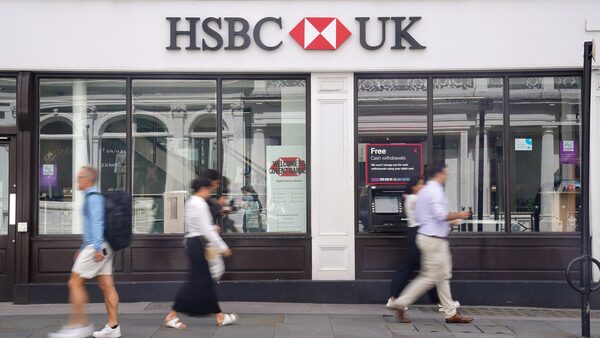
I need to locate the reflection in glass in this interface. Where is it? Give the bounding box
[222,79,307,233]
[356,78,428,233]
[509,76,581,232]
[0,145,8,235]
[38,79,126,234]
[132,80,217,234]
[0,77,15,234]
[433,78,504,232]
[0,78,17,126]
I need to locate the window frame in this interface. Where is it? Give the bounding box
[354,69,583,236]
[33,72,311,239]
[0,74,18,135]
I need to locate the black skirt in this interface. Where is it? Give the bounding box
[172,237,222,316]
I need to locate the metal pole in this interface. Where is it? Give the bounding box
[580,40,593,338]
[477,107,485,232]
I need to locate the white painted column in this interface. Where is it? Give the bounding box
[590,69,600,280]
[250,126,265,196]
[181,137,192,189]
[91,138,100,183]
[459,130,469,211]
[311,73,355,280]
[71,81,87,235]
[165,117,186,192]
[483,130,491,216]
[539,127,556,232]
[164,137,180,191]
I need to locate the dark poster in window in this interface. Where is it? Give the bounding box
[100,139,127,192]
[365,144,422,185]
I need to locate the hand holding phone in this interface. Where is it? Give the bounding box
[94,251,105,262]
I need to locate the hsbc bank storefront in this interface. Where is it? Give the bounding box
[0,0,600,306]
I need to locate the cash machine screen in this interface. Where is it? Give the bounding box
[374,195,400,214]
[369,186,406,232]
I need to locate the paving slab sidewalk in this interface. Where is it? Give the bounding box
[1,302,600,338]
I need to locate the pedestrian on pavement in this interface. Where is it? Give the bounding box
[389,163,473,324]
[163,175,238,329]
[49,166,121,338]
[387,177,441,308]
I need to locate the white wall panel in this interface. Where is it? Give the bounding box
[311,73,354,280]
[319,246,348,271]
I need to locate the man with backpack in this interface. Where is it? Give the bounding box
[49,166,122,338]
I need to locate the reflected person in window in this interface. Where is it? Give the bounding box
[201,169,227,233]
[219,177,239,233]
[241,185,263,232]
[358,188,369,232]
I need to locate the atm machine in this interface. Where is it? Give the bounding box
[368,185,407,232]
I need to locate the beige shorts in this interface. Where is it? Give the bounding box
[72,243,114,279]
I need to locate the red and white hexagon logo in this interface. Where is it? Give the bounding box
[270,157,307,177]
[289,17,352,50]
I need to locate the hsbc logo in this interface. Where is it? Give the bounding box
[167,16,425,52]
[289,18,351,50]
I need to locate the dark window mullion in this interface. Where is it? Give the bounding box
[126,77,133,195]
[503,75,511,233]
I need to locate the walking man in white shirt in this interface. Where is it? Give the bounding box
[390,163,473,324]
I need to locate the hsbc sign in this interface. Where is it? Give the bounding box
[289,18,351,50]
[166,16,425,51]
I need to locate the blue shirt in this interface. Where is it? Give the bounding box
[82,186,105,252]
[415,180,450,237]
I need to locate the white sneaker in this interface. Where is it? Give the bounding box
[386,297,408,310]
[92,324,121,338]
[438,300,461,312]
[48,324,94,338]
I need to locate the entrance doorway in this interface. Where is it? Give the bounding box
[0,137,16,300]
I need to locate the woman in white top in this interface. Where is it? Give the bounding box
[163,176,238,329]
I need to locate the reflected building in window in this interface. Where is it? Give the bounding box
[356,75,581,233]
[38,79,127,235]
[433,77,505,232]
[509,76,581,232]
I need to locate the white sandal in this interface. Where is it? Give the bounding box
[164,317,187,329]
[217,313,239,327]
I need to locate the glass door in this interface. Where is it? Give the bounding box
[0,138,16,300]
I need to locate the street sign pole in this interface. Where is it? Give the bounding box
[566,40,598,338]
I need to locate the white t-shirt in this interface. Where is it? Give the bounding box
[404,194,419,228]
[184,195,229,251]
